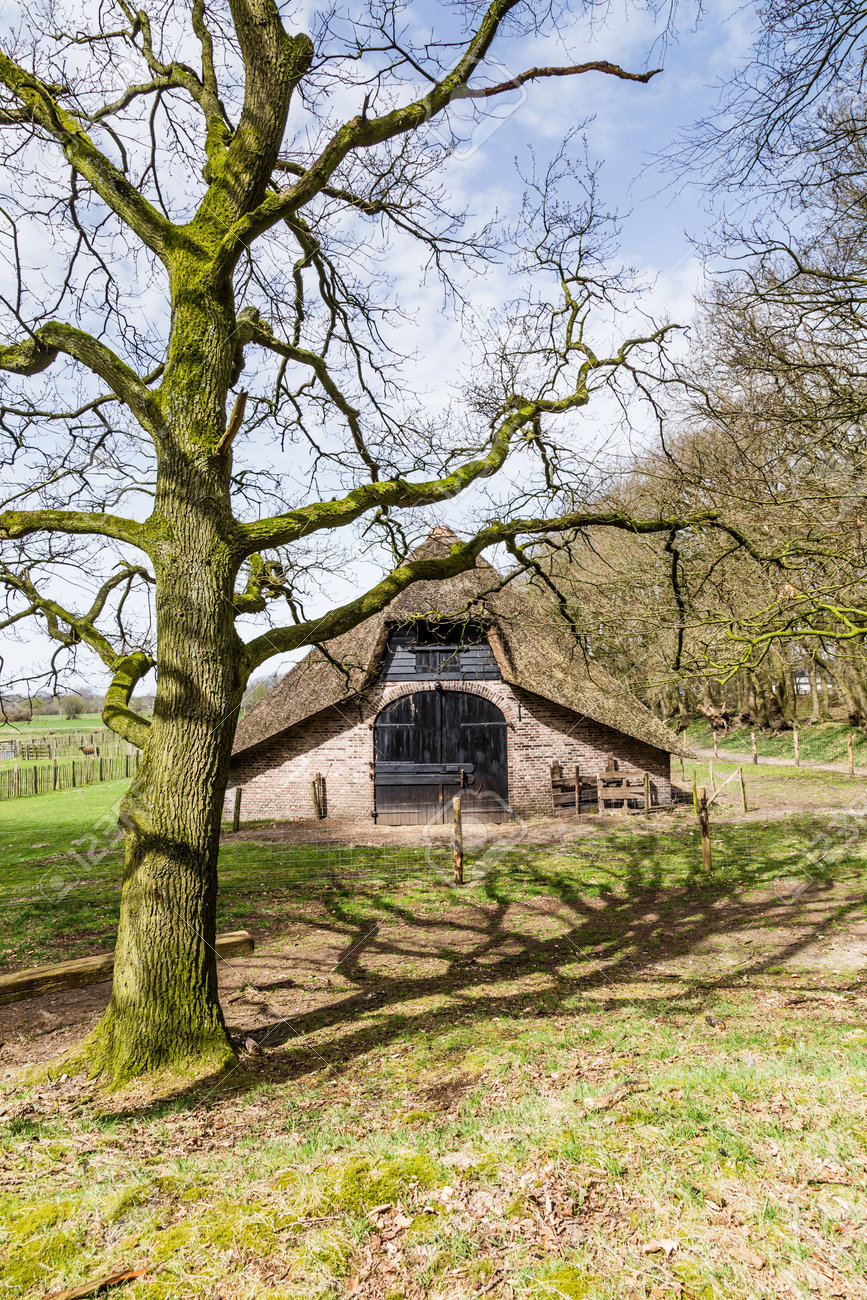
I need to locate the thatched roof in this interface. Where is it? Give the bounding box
[234,528,692,758]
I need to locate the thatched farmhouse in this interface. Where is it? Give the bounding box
[228,529,688,825]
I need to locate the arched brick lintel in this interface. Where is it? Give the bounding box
[369,678,520,729]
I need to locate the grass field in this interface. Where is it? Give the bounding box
[685,718,867,766]
[0,713,106,733]
[1,770,865,1299]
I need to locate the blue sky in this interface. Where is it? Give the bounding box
[426,0,753,336]
[0,0,757,693]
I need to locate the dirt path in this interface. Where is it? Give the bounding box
[695,745,867,775]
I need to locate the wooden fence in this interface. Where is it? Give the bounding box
[0,727,130,762]
[0,751,141,801]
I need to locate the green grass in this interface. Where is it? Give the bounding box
[0,779,130,870]
[0,781,129,968]
[2,777,866,1298]
[2,774,866,971]
[0,713,106,733]
[2,870,866,1298]
[685,717,867,765]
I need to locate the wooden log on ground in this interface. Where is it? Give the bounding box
[0,930,254,1006]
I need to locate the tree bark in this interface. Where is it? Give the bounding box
[834,661,866,728]
[807,654,822,725]
[73,491,244,1080]
[753,672,772,729]
[66,281,247,1082]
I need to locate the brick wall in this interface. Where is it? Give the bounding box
[227,679,672,822]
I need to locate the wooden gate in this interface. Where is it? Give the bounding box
[374,690,509,825]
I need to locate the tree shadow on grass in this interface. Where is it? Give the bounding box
[94,818,866,1119]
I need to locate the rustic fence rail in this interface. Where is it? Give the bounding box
[0,727,132,763]
[0,751,140,801]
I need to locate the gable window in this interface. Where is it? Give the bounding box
[379,619,500,682]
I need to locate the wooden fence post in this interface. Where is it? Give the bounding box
[232,786,242,832]
[793,728,800,766]
[644,770,650,817]
[739,767,748,814]
[697,786,712,872]
[33,764,38,795]
[453,794,464,885]
[848,732,855,777]
[692,768,698,815]
[53,758,58,790]
[575,764,580,814]
[751,731,758,765]
[12,765,18,798]
[713,730,719,759]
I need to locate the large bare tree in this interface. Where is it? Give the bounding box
[0,0,717,1083]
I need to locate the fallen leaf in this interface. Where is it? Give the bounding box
[642,1239,678,1257]
[474,1270,504,1296]
[41,1267,150,1300]
[691,1182,728,1210]
[442,1151,480,1170]
[728,1244,766,1270]
[582,1079,648,1112]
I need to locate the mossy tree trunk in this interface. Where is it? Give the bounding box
[75,243,251,1080]
[807,656,822,725]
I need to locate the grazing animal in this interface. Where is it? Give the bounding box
[79,744,100,757]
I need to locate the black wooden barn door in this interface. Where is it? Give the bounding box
[374,690,509,825]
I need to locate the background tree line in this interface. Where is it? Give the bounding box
[535,31,867,736]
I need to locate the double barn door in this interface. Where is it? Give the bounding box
[374,689,509,825]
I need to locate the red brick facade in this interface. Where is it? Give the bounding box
[227,679,672,822]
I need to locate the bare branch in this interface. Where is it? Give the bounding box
[243,509,725,667]
[0,508,146,549]
[0,320,166,439]
[0,47,172,256]
[457,60,662,98]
